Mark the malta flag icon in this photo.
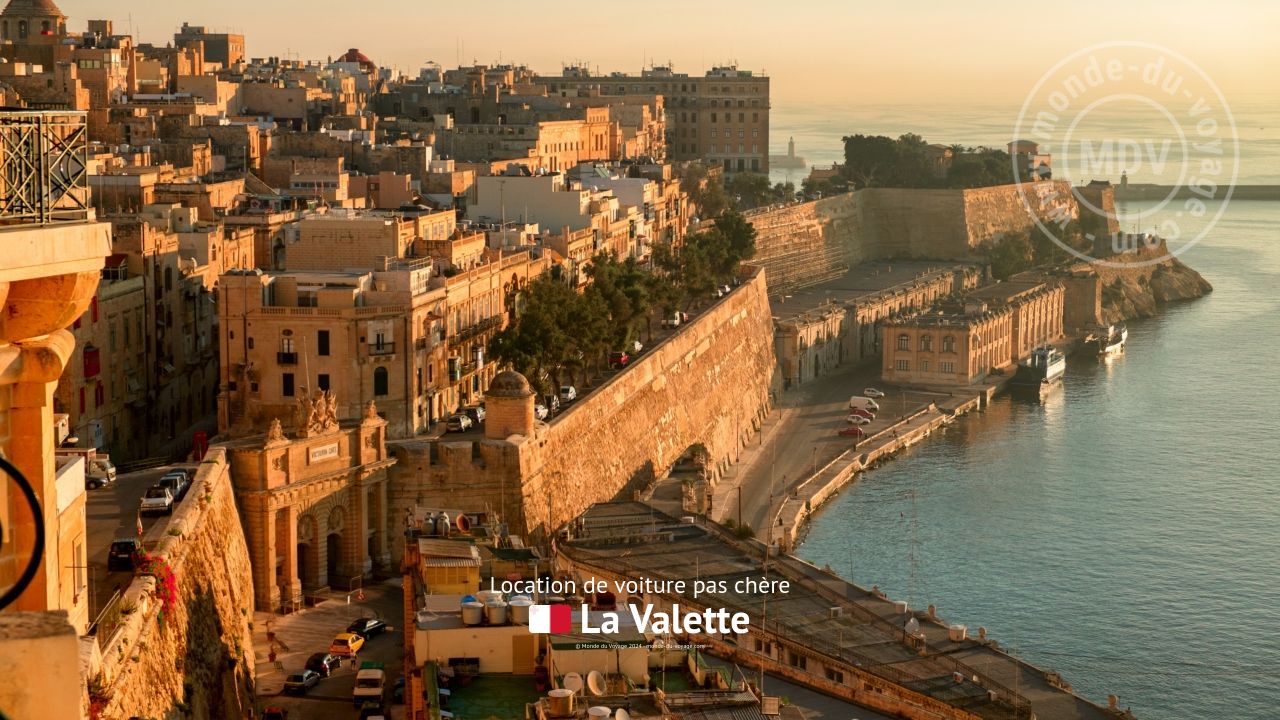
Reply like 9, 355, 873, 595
528, 604, 572, 634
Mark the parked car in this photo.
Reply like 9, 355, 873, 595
849, 407, 875, 420
283, 669, 321, 695
720, 284, 732, 294
632, 340, 644, 354
392, 676, 405, 704
839, 425, 866, 438
608, 351, 631, 369
305, 652, 342, 677
559, 385, 578, 403
347, 617, 388, 639
462, 405, 486, 424
158, 470, 189, 500
445, 414, 473, 433
358, 702, 387, 720
848, 396, 880, 412
863, 387, 886, 398
261, 708, 288, 720
329, 632, 366, 656
845, 414, 871, 426
542, 394, 561, 414
353, 661, 387, 707
139, 485, 174, 516
534, 404, 550, 421
107, 538, 143, 572
661, 312, 682, 329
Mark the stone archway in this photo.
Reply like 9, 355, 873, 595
297, 513, 319, 590
324, 505, 346, 587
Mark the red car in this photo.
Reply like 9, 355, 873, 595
849, 407, 874, 420
609, 351, 631, 369
839, 425, 866, 438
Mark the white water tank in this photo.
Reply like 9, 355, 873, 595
894, 601, 909, 614
436, 512, 451, 537
948, 624, 967, 641
486, 600, 508, 625
548, 689, 574, 717
509, 596, 533, 625
461, 601, 485, 626
588, 707, 611, 720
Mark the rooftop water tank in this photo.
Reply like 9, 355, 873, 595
548, 689, 574, 717
509, 596, 533, 625
461, 601, 485, 626
948, 624, 967, 642
486, 600, 508, 625
894, 600, 909, 614
588, 707, 611, 720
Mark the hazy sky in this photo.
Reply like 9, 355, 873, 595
56, 0, 1279, 107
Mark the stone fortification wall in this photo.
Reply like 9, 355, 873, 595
93, 449, 256, 720
387, 269, 777, 551
519, 269, 775, 539
747, 182, 1081, 294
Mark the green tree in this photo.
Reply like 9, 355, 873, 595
726, 172, 771, 210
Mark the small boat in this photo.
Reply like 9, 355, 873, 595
1094, 323, 1128, 356
1012, 347, 1066, 390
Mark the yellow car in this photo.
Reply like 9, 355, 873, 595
329, 632, 365, 656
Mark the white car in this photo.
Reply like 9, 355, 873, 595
845, 414, 871, 425
559, 385, 578, 403
863, 387, 886, 398
534, 404, 549, 421
445, 414, 473, 432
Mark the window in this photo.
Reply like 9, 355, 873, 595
91, 297, 99, 323
317, 373, 330, 392
941, 361, 956, 374
373, 366, 389, 396
317, 330, 330, 356
897, 334, 910, 351
895, 359, 910, 371
943, 335, 956, 353
825, 668, 845, 684
282, 373, 295, 397
18, 20, 26, 39
280, 337, 295, 352
711, 112, 717, 123
920, 335, 933, 351
95, 384, 105, 407
78, 387, 85, 413
920, 360, 930, 372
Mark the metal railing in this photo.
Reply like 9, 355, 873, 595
0, 111, 91, 225
89, 588, 126, 650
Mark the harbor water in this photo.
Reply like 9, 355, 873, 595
797, 197, 1280, 719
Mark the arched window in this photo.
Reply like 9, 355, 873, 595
3, 22, 10, 40
919, 334, 933, 352
896, 334, 910, 351
18, 20, 28, 39
942, 335, 956, 353
373, 366, 389, 396
41, 20, 50, 33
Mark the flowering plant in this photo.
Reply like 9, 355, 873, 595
137, 551, 179, 624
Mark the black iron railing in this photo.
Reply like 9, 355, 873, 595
0, 111, 91, 225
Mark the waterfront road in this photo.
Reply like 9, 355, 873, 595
84, 463, 199, 624
702, 656, 894, 720
712, 360, 951, 536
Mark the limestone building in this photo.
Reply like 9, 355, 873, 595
227, 396, 394, 611
539, 64, 770, 174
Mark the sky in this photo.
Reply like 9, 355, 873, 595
54, 0, 1280, 108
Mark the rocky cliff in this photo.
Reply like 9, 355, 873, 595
1091, 245, 1213, 324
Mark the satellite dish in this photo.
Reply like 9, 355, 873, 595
586, 670, 606, 696
616, 710, 631, 720
563, 672, 584, 694
455, 514, 471, 532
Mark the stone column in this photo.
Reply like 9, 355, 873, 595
373, 478, 390, 569
247, 499, 277, 611
276, 504, 302, 608
4, 333, 74, 615
345, 474, 371, 581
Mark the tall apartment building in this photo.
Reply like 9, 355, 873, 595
0, 111, 110, 641
173, 22, 245, 67
537, 65, 770, 174
218, 208, 551, 438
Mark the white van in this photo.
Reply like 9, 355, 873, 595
849, 396, 880, 412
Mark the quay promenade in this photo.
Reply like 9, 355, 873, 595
558, 502, 1129, 720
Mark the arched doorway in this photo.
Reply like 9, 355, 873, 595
326, 533, 342, 585
297, 544, 312, 588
